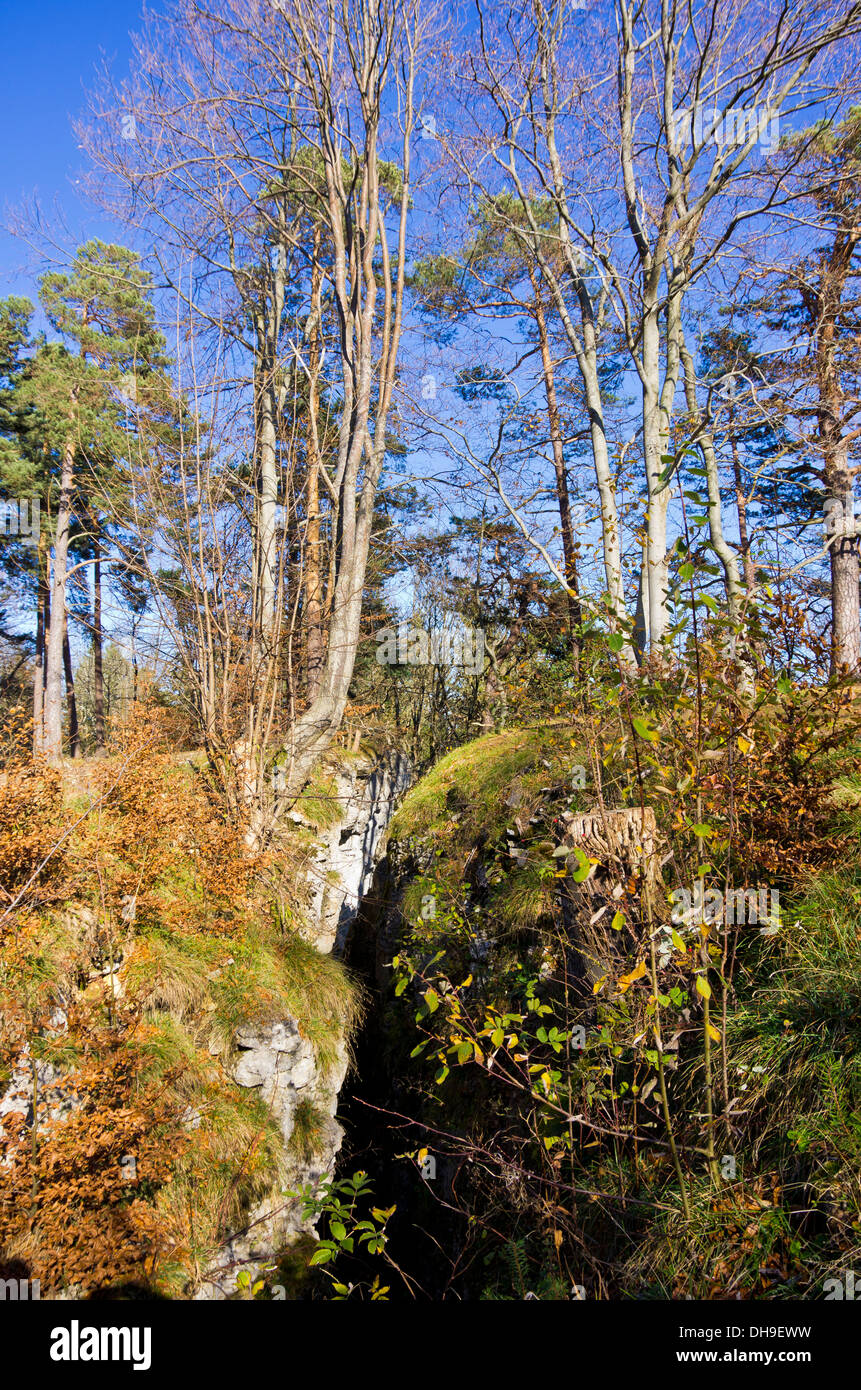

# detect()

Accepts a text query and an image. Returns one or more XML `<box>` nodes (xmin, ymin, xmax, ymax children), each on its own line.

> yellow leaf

<box><xmin>706</xmin><ymin>1022</ymin><xmax>721</xmax><ymax>1043</ymax></box>
<box><xmin>618</xmin><ymin>960</ymin><xmax>647</xmax><ymax>994</ymax></box>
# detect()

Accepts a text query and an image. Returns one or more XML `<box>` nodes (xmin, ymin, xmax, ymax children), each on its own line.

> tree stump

<box><xmin>558</xmin><ymin>806</ymin><xmax>666</xmax><ymax>996</ymax></box>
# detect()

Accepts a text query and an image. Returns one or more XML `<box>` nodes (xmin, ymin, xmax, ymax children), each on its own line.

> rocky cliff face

<box><xmin>302</xmin><ymin>750</ymin><xmax>413</xmax><ymax>955</ymax></box>
<box><xmin>198</xmin><ymin>749</ymin><xmax>411</xmax><ymax>1298</ymax></box>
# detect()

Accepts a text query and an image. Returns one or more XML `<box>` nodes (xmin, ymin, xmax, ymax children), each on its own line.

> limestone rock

<box><xmin>301</xmin><ymin>751</ymin><xmax>411</xmax><ymax>955</ymax></box>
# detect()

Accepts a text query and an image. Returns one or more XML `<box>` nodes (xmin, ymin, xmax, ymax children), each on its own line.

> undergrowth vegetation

<box><xmin>348</xmin><ymin>658</ymin><xmax>861</xmax><ymax>1300</ymax></box>
<box><xmin>0</xmin><ymin>706</ymin><xmax>360</xmax><ymax>1296</ymax></box>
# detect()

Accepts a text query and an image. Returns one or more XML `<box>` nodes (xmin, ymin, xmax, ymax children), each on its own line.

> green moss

<box><xmin>124</xmin><ymin>936</ymin><xmax>214</xmax><ymax>1026</ymax></box>
<box><xmin>288</xmin><ymin>1098</ymin><xmax>330</xmax><ymax>1163</ymax></box>
<box><xmin>496</xmin><ymin>862</ymin><xmax>556</xmax><ymax>929</ymax></box>
<box><xmin>390</xmin><ymin>726</ymin><xmax>583</xmax><ymax>851</ymax></box>
<box><xmin>209</xmin><ymin>928</ymin><xmax>361</xmax><ymax>1075</ymax></box>
<box><xmin>297</xmin><ymin>770</ymin><xmax>343</xmax><ymax>830</ymax></box>
<box><xmin>270</xmin><ymin>754</ymin><xmax>344</xmax><ymax>831</ymax></box>
<box><xmin>134</xmin><ymin>1013</ymin><xmax>202</xmax><ymax>1084</ymax></box>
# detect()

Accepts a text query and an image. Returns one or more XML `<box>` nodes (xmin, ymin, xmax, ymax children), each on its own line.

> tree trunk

<box><xmin>93</xmin><ymin>523</ymin><xmax>105</xmax><ymax>749</ymax></box>
<box><xmin>826</xmin><ymin>457</ymin><xmax>861</xmax><ymax>676</ymax></box>
<box><xmin>255</xmin><ymin>239</ymin><xmax>288</xmax><ymax>651</ymax></box>
<box><xmin>816</xmin><ymin>234</ymin><xmax>861</xmax><ymax>678</ymax></box>
<box><xmin>62</xmin><ymin>616</ymin><xmax>80</xmax><ymax>758</ymax></box>
<box><xmin>305</xmin><ymin>225</ymin><xmax>325</xmax><ymax>702</ymax></box>
<box><xmin>830</xmin><ymin>526</ymin><xmax>861</xmax><ymax>675</ymax></box>
<box><xmin>517</xmin><ymin>104</ymin><xmax>635</xmax><ymax>665</ymax></box>
<box><xmin>43</xmin><ymin>414</ymin><xmax>76</xmax><ymax>762</ymax></box>
<box><xmin>637</xmin><ymin>283</ymin><xmax>681</xmax><ymax>657</ymax></box>
<box><xmin>679</xmin><ymin>336</ymin><xmax>743</xmax><ymax>616</ymax></box>
<box><xmin>131</xmin><ymin>629</ymin><xmax>139</xmax><ymax>704</ymax></box>
<box><xmin>32</xmin><ymin>535</ymin><xmax>49</xmax><ymax>756</ymax></box>
<box><xmin>255</xmin><ymin>347</ymin><xmax>279</xmax><ymax>643</ymax></box>
<box><xmin>726</xmin><ymin>396</ymin><xmax>757</xmax><ymax>595</ymax></box>
<box><xmin>680</xmin><ymin>335</ymin><xmax>755</xmax><ymax>699</ymax></box>
<box><xmin>531</xmin><ymin>275</ymin><xmax>582</xmax><ymax>673</ymax></box>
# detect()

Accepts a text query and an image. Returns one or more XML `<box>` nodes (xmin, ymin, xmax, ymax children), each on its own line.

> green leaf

<box><xmin>570</xmin><ymin>846</ymin><xmax>592</xmax><ymax>882</ymax></box>
<box><xmin>690</xmin><ymin>823</ymin><xmax>713</xmax><ymax>838</ymax></box>
<box><xmin>309</xmin><ymin>1246</ymin><xmax>333</xmax><ymax>1266</ymax></box>
<box><xmin>607</xmin><ymin>632</ymin><xmax>625</xmax><ymax>653</ymax></box>
<box><xmin>611</xmin><ymin>909</ymin><xmax>625</xmax><ymax>931</ymax></box>
<box><xmin>632</xmin><ymin>716</ymin><xmax>660</xmax><ymax>742</ymax></box>
<box><xmin>330</xmin><ymin>1220</ymin><xmax>347</xmax><ymax>1242</ymax></box>
<box><xmin>424</xmin><ymin>988</ymin><xmax>439</xmax><ymax>1013</ymax></box>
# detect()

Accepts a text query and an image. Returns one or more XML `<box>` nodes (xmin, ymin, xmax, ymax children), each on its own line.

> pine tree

<box><xmin>21</xmin><ymin>242</ymin><xmax>166</xmax><ymax>758</ymax></box>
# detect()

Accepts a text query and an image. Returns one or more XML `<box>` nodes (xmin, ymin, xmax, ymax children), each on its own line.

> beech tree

<box><xmin>456</xmin><ymin>0</ymin><xmax>861</xmax><ymax>668</ymax></box>
<box><xmin>413</xmin><ymin>194</ymin><xmax>588</xmax><ymax>672</ymax></box>
<box><xmin>762</xmin><ymin>115</ymin><xmax>861</xmax><ymax>675</ymax></box>
<box><xmin>85</xmin><ymin>0</ymin><xmax>432</xmax><ymax>825</ymax></box>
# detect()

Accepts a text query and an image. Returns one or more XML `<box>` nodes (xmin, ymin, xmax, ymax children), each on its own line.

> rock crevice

<box><xmin>200</xmin><ymin>748</ymin><xmax>411</xmax><ymax>1297</ymax></box>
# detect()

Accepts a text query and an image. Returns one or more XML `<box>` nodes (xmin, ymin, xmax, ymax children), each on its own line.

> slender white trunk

<box><xmin>256</xmin><ymin>360</ymin><xmax>279</xmax><ymax>638</ymax></box>
<box><xmin>680</xmin><ymin>334</ymin><xmax>755</xmax><ymax>699</ymax></box>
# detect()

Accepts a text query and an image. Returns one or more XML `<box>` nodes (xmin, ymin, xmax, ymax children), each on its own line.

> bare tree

<box><xmin>457</xmin><ymin>0</ymin><xmax>861</xmax><ymax>666</ymax></box>
<box><xmin>84</xmin><ymin>0</ymin><xmax>433</xmax><ymax>821</ymax></box>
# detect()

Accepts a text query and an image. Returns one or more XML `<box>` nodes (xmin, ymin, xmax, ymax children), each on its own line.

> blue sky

<box><xmin>0</xmin><ymin>0</ymin><xmax>143</xmax><ymax>300</ymax></box>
